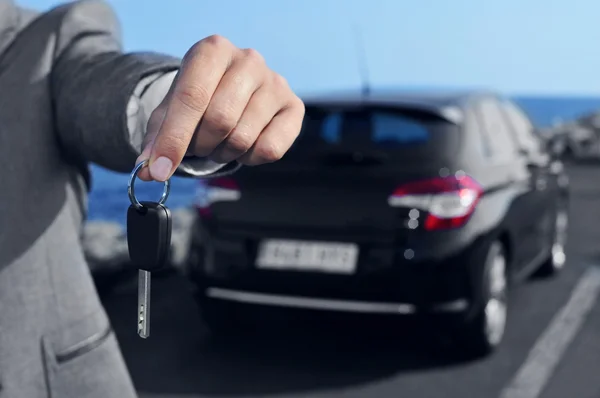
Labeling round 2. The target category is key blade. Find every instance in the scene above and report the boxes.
[138,270,151,338]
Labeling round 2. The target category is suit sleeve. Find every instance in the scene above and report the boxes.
[50,0,240,177]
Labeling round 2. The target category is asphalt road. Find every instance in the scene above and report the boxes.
[101,163,600,398]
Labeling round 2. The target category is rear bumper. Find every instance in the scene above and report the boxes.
[187,219,482,315]
[205,287,468,314]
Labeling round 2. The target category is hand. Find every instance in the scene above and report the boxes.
[137,35,305,182]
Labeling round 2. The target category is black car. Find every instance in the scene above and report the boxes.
[186,90,570,357]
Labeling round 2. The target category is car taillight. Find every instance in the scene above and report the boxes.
[388,175,482,231]
[194,177,241,217]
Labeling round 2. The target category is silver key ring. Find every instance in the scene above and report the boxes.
[128,159,171,211]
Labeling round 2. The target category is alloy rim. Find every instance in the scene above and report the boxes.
[484,250,507,346]
[552,210,568,269]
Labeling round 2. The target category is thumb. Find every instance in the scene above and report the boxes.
[135,136,156,181]
[136,104,168,181]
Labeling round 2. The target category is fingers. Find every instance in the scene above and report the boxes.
[148,35,235,181]
[137,34,305,182]
[193,48,266,158]
[239,97,305,166]
[207,83,280,164]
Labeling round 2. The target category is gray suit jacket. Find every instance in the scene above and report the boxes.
[0,1,238,396]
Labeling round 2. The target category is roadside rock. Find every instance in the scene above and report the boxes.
[83,208,196,278]
[169,208,195,272]
[83,221,129,274]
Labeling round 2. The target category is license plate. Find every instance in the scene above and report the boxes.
[256,239,359,274]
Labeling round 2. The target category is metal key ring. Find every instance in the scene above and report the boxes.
[128,159,171,211]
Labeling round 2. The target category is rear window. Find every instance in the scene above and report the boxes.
[286,105,460,160]
[319,111,430,146]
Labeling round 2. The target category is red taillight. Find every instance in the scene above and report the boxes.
[388,175,482,231]
[194,177,241,217]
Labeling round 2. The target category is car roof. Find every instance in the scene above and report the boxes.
[300,88,498,125]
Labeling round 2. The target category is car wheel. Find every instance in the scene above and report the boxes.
[537,208,568,277]
[453,241,508,358]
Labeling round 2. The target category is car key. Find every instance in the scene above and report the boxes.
[127,201,172,338]
[127,160,172,339]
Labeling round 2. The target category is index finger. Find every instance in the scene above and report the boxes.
[148,35,234,181]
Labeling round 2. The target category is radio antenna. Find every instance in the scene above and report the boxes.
[352,22,371,97]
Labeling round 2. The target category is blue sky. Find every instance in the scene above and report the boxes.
[17,0,600,96]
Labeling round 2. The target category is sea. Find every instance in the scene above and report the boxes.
[88,96,600,226]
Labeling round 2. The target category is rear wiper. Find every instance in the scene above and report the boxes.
[316,150,389,166]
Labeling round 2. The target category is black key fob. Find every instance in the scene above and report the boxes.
[127,201,172,271]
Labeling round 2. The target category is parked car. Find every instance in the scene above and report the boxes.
[562,124,600,161]
[544,117,600,162]
[535,126,566,158]
[186,90,570,358]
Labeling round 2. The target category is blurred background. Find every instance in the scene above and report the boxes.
[18,1,600,397]
[22,0,600,225]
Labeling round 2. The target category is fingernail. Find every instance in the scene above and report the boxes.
[149,156,173,181]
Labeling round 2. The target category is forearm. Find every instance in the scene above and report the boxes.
[51,0,240,178]
[53,49,180,173]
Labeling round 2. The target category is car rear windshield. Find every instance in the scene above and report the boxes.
[285,105,460,161]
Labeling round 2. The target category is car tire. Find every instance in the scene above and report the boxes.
[452,240,508,358]
[536,208,568,278]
